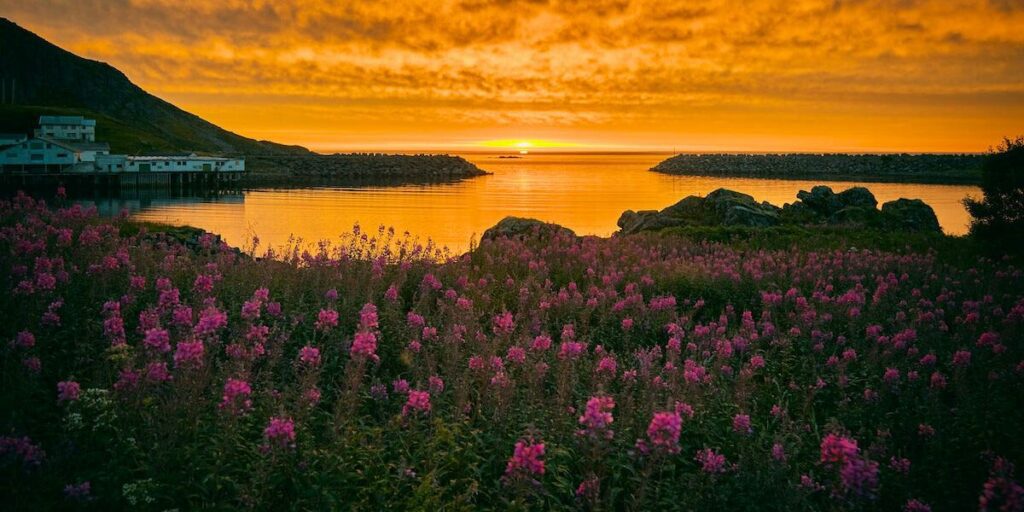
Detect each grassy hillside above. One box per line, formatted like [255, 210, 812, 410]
[0, 105, 191, 154]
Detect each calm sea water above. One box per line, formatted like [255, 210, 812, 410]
[82, 153, 980, 253]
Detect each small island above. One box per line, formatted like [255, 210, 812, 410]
[651, 153, 984, 184]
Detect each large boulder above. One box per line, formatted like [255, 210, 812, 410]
[778, 200, 819, 224]
[481, 216, 576, 242]
[789, 186, 878, 223]
[617, 188, 781, 234]
[659, 195, 711, 222]
[617, 209, 684, 234]
[836, 187, 878, 209]
[829, 206, 881, 227]
[724, 205, 779, 227]
[796, 186, 842, 214]
[881, 199, 941, 232]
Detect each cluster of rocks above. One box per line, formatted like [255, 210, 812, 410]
[249, 154, 489, 179]
[651, 153, 983, 184]
[617, 186, 941, 234]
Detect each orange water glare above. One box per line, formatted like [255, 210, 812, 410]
[119, 154, 980, 254]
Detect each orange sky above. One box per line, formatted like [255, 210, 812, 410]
[3, 0, 1023, 153]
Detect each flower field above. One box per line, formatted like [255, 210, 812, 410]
[2, 192, 1023, 510]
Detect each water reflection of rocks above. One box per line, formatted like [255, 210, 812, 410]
[71, 189, 244, 217]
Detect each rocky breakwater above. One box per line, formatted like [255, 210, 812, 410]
[247, 153, 489, 185]
[617, 186, 941, 234]
[650, 153, 983, 184]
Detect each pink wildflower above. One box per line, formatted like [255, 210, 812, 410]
[492, 311, 515, 335]
[145, 362, 171, 383]
[350, 331, 379, 363]
[695, 448, 728, 474]
[952, 350, 972, 367]
[749, 354, 766, 369]
[531, 335, 552, 352]
[884, 367, 901, 384]
[315, 308, 339, 332]
[263, 417, 296, 449]
[194, 306, 227, 338]
[298, 346, 321, 367]
[732, 413, 752, 435]
[505, 439, 546, 479]
[392, 379, 410, 394]
[359, 303, 378, 330]
[596, 356, 617, 376]
[979, 457, 1024, 512]
[506, 346, 526, 364]
[56, 380, 80, 403]
[839, 456, 879, 498]
[173, 340, 205, 368]
[577, 395, 615, 440]
[646, 411, 682, 454]
[904, 499, 932, 512]
[143, 328, 171, 353]
[219, 378, 253, 414]
[14, 330, 35, 349]
[428, 375, 445, 394]
[820, 434, 859, 465]
[558, 341, 587, 360]
[772, 443, 787, 462]
[402, 390, 431, 416]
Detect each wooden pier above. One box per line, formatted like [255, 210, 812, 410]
[0, 170, 245, 190]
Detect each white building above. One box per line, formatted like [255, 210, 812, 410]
[94, 153, 245, 173]
[0, 137, 109, 173]
[34, 116, 97, 142]
[1, 115, 245, 176]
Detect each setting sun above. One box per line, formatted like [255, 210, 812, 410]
[477, 139, 586, 151]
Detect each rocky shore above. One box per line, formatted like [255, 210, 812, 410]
[243, 153, 490, 187]
[479, 185, 943, 243]
[617, 186, 940, 234]
[651, 153, 983, 184]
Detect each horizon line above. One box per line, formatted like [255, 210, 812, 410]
[307, 148, 990, 156]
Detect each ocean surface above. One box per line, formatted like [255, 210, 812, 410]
[79, 153, 981, 254]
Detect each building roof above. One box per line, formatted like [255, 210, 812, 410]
[27, 136, 83, 152]
[38, 115, 96, 127]
[0, 133, 27, 140]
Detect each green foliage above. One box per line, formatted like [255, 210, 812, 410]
[964, 136, 1024, 252]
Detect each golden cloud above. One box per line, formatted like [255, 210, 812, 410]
[3, 0, 1022, 151]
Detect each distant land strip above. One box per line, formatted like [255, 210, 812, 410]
[651, 154, 984, 185]
[241, 154, 489, 187]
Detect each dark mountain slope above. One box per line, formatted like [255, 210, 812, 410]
[0, 17, 307, 156]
